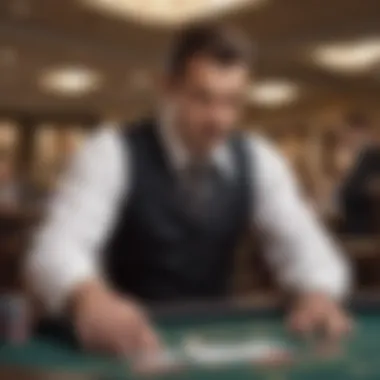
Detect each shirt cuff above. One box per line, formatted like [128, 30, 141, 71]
[286, 266, 351, 301]
[26, 253, 98, 316]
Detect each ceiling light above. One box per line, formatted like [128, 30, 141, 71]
[312, 38, 380, 73]
[39, 66, 102, 96]
[80, 0, 266, 26]
[248, 80, 299, 107]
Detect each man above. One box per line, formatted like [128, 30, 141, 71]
[27, 24, 351, 357]
[338, 113, 380, 234]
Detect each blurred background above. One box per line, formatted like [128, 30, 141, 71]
[1, 0, 380, 299]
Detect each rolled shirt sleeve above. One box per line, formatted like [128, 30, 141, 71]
[25, 126, 128, 313]
[248, 135, 351, 300]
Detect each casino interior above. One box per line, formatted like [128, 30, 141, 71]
[2, 0, 380, 379]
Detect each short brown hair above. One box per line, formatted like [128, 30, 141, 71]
[167, 23, 252, 77]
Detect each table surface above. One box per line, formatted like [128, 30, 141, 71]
[2, 298, 380, 380]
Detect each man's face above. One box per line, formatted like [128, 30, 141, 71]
[164, 56, 249, 155]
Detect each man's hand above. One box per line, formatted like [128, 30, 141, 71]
[71, 282, 160, 356]
[287, 293, 352, 342]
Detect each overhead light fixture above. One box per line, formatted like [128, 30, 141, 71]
[312, 38, 380, 73]
[80, 0, 267, 26]
[39, 66, 102, 96]
[248, 80, 299, 107]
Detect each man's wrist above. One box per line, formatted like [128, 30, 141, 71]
[67, 279, 109, 316]
[295, 291, 342, 307]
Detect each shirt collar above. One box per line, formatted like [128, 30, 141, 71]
[158, 111, 234, 178]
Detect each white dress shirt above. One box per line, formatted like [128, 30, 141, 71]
[26, 124, 350, 313]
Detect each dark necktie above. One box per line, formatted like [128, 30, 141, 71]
[182, 161, 215, 216]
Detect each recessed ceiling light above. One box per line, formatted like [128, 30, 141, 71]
[248, 80, 299, 107]
[39, 66, 102, 96]
[312, 38, 380, 73]
[80, 0, 267, 25]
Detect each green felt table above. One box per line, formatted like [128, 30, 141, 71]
[1, 298, 380, 380]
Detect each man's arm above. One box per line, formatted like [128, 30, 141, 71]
[247, 135, 350, 299]
[26, 126, 160, 354]
[247, 135, 352, 339]
[25, 125, 128, 313]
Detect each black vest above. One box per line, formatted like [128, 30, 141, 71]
[104, 119, 252, 303]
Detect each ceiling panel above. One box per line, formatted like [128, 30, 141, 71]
[0, 0, 379, 120]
